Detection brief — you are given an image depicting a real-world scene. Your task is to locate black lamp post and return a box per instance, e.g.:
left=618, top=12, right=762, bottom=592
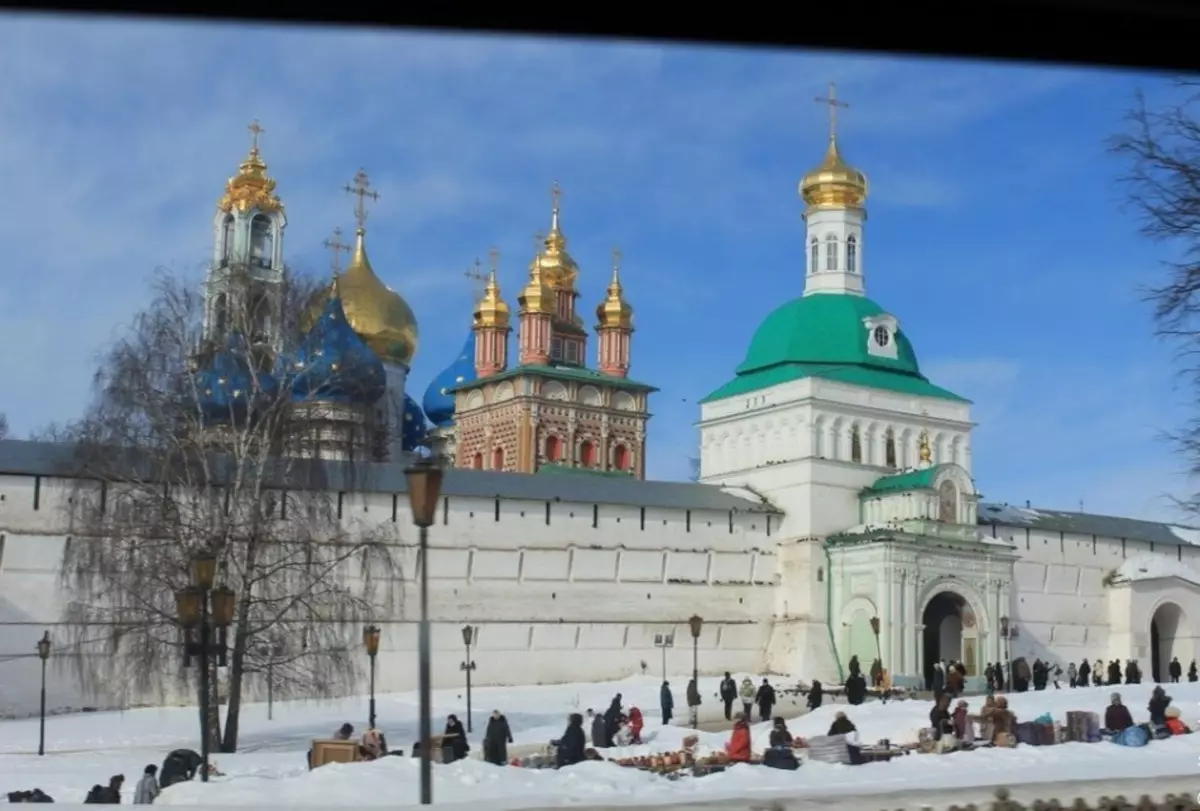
left=36, top=631, right=50, bottom=756
left=688, top=615, right=703, bottom=729
left=175, top=551, right=236, bottom=783
left=406, top=458, right=444, bottom=806
left=1000, top=616, right=1012, bottom=691
left=869, top=616, right=882, bottom=685
left=364, top=625, right=381, bottom=730
left=460, top=625, right=476, bottom=733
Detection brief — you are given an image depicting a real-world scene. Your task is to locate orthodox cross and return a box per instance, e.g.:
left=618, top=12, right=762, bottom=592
left=248, top=119, right=265, bottom=152
left=814, top=82, right=849, bottom=141
left=344, top=169, right=380, bottom=230
left=464, top=257, right=488, bottom=299
left=612, top=246, right=623, bottom=271
left=550, top=180, right=562, bottom=212
left=323, top=227, right=351, bottom=274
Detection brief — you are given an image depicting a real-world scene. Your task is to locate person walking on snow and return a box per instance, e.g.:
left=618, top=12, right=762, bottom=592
left=719, top=672, right=737, bottom=721
left=739, top=677, right=755, bottom=719
left=1169, top=657, right=1183, bottom=683
left=660, top=681, right=674, bottom=726
left=588, top=709, right=605, bottom=747
left=755, top=678, right=776, bottom=722
left=685, top=679, right=701, bottom=727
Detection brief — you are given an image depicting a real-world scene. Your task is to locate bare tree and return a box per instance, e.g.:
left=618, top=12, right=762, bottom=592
left=55, top=263, right=403, bottom=752
left=1111, top=81, right=1200, bottom=478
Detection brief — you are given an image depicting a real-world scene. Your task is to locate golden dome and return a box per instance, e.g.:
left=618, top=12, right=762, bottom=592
left=534, top=182, right=580, bottom=290
left=518, top=253, right=554, bottom=316
left=596, top=249, right=634, bottom=330
left=799, top=137, right=869, bottom=210
left=218, top=121, right=283, bottom=215
left=474, top=266, right=511, bottom=330
left=308, top=228, right=419, bottom=368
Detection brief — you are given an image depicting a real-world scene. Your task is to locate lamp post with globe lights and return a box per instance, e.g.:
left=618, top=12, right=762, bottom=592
left=869, top=616, right=883, bottom=687
left=406, top=458, right=444, bottom=806
left=36, top=631, right=51, bottom=756
left=461, top=626, right=477, bottom=733
left=175, top=551, right=236, bottom=783
left=364, top=625, right=381, bottom=730
left=688, top=615, right=703, bottom=729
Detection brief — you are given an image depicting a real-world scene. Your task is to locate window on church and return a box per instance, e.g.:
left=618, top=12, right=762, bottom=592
left=579, top=440, right=596, bottom=468
left=492, top=447, right=505, bottom=471
left=545, top=435, right=562, bottom=462
left=885, top=429, right=897, bottom=469
left=221, top=215, right=235, bottom=261
left=248, top=288, right=270, bottom=343
left=850, top=426, right=862, bottom=463
left=938, top=480, right=957, bottom=523
left=250, top=215, right=273, bottom=266
left=565, top=341, right=579, bottom=364
left=825, top=234, right=839, bottom=271
left=472, top=453, right=483, bottom=470
left=810, top=238, right=819, bottom=272
left=846, top=235, right=858, bottom=273
left=614, top=444, right=631, bottom=471
left=213, top=294, right=228, bottom=335
left=551, top=338, right=563, bottom=362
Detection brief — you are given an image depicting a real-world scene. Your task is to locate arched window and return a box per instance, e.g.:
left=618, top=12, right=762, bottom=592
left=809, top=237, right=819, bottom=273
left=885, top=428, right=897, bottom=469
left=850, top=426, right=862, bottom=463
left=250, top=215, right=273, bottom=265
left=579, top=440, right=596, bottom=468
left=613, top=444, right=631, bottom=471
left=846, top=235, right=858, bottom=273
left=492, top=447, right=505, bottom=471
left=221, top=215, right=235, bottom=260
left=472, top=453, right=483, bottom=470
left=938, top=480, right=958, bottom=523
left=544, top=435, right=562, bottom=462
left=825, top=234, right=839, bottom=271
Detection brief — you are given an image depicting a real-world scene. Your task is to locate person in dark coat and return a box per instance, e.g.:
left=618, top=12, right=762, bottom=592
left=1190, top=660, right=1198, bottom=682
left=159, top=749, right=203, bottom=789
left=845, top=671, right=867, bottom=706
left=848, top=656, right=861, bottom=679
left=929, top=694, right=953, bottom=741
left=755, top=678, right=776, bottom=722
left=1169, top=658, right=1183, bottom=684
left=806, top=680, right=824, bottom=711
left=660, top=681, right=674, bottom=725
left=443, top=715, right=470, bottom=762
left=685, top=679, right=701, bottom=727
left=1107, top=660, right=1122, bottom=685
left=1148, top=686, right=1171, bottom=727
left=483, top=710, right=513, bottom=765
left=1077, top=659, right=1091, bottom=688
left=1103, top=692, right=1134, bottom=733
left=719, top=672, right=737, bottom=721
left=603, top=695, right=623, bottom=747
left=553, top=713, right=586, bottom=768
left=587, top=709, right=605, bottom=747
left=99, top=775, right=124, bottom=804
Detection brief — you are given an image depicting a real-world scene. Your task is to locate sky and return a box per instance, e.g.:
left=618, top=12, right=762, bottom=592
left=0, top=14, right=1192, bottom=522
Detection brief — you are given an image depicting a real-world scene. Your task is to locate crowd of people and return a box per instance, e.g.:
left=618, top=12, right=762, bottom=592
left=979, top=656, right=1197, bottom=692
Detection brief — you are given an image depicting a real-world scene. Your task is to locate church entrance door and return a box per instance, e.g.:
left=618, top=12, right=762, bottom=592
left=922, top=591, right=973, bottom=689
left=1150, top=601, right=1190, bottom=683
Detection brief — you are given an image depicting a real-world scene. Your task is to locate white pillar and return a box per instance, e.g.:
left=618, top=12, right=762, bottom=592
left=915, top=623, right=925, bottom=683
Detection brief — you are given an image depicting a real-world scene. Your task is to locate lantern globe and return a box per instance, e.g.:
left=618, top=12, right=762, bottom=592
left=688, top=615, right=704, bottom=640
left=461, top=625, right=474, bottom=647
left=211, top=586, right=237, bottom=628
left=176, top=588, right=202, bottom=628
left=405, top=460, right=444, bottom=528
left=364, top=625, right=382, bottom=656
left=191, top=552, right=218, bottom=591
left=1000, top=616, right=1010, bottom=636
left=36, top=631, right=51, bottom=660
left=869, top=616, right=881, bottom=636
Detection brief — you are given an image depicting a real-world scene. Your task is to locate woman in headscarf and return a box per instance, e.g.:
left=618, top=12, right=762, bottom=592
left=443, top=714, right=470, bottom=762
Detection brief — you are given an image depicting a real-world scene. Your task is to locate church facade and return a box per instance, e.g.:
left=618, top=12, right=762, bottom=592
left=1, top=104, right=1200, bottom=712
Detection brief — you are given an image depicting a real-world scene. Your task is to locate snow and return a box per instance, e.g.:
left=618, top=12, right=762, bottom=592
left=978, top=504, right=1044, bottom=525
left=1114, top=555, right=1200, bottom=586
left=3, top=676, right=1200, bottom=807
left=1169, top=525, right=1200, bottom=547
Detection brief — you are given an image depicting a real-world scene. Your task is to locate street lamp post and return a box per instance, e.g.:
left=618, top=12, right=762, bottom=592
left=688, top=615, right=703, bottom=729
left=406, top=458, right=444, bottom=807
left=1000, top=616, right=1012, bottom=691
left=260, top=640, right=283, bottom=722
left=869, top=615, right=882, bottom=683
left=36, top=631, right=51, bottom=756
left=653, top=632, right=674, bottom=683
left=364, top=625, right=381, bottom=730
left=175, top=552, right=236, bottom=783
left=460, top=626, right=476, bottom=733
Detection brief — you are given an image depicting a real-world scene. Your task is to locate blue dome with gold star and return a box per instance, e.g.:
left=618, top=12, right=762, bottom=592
left=195, top=331, right=279, bottom=422
left=422, top=331, right=476, bottom=428
left=290, top=291, right=387, bottom=404
left=401, top=393, right=429, bottom=451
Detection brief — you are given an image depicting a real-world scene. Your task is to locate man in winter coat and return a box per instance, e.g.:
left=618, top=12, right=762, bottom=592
left=1078, top=659, right=1091, bottom=687
left=845, top=670, right=867, bottom=705
left=99, top=775, right=124, bottom=804
left=755, top=678, right=776, bottom=722
left=1067, top=662, right=1077, bottom=687
left=603, top=695, right=624, bottom=747
left=685, top=679, right=701, bottom=727
left=738, top=677, right=755, bottom=719
left=1170, top=657, right=1183, bottom=683
left=1189, top=660, right=1198, bottom=682
left=133, top=765, right=159, bottom=805
left=719, top=672, right=737, bottom=720
left=553, top=714, right=586, bottom=768
left=483, top=710, right=513, bottom=765
left=660, top=681, right=674, bottom=725
left=588, top=709, right=605, bottom=747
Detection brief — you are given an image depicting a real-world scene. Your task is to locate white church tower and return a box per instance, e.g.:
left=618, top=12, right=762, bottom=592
left=204, top=120, right=287, bottom=352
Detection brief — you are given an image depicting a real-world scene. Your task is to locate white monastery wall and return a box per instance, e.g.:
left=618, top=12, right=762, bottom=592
left=0, top=471, right=778, bottom=709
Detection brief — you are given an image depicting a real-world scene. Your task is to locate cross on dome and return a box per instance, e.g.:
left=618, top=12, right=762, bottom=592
left=248, top=119, right=265, bottom=153
left=344, top=169, right=380, bottom=230
left=323, top=227, right=350, bottom=275
left=814, top=81, right=850, bottom=143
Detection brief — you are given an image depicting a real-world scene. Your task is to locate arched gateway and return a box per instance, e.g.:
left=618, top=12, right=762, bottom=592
left=922, top=588, right=982, bottom=688
left=1150, top=601, right=1192, bottom=683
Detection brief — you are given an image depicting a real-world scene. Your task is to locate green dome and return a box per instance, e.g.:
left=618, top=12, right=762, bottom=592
left=736, top=294, right=921, bottom=375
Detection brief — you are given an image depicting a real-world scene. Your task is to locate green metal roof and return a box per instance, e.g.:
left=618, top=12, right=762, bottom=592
left=449, top=363, right=657, bottom=394
left=700, top=294, right=966, bottom=404
left=536, top=463, right=635, bottom=479
left=861, top=466, right=941, bottom=496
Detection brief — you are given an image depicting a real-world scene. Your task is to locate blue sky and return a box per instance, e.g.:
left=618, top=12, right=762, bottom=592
left=0, top=15, right=1191, bottom=521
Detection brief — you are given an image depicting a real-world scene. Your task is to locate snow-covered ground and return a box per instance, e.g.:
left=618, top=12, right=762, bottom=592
left=2, top=674, right=1199, bottom=806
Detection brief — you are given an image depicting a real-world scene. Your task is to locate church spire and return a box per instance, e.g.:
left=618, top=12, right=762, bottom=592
left=799, top=83, right=869, bottom=298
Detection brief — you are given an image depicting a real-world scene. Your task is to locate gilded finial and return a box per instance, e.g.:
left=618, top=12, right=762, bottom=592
left=800, top=82, right=868, bottom=210
left=248, top=119, right=265, bottom=154
left=323, top=227, right=351, bottom=276
left=217, top=120, right=282, bottom=214
left=475, top=248, right=511, bottom=329
left=596, top=246, right=633, bottom=330
left=544, top=181, right=567, bottom=254
left=611, top=247, right=623, bottom=281
left=815, top=81, right=849, bottom=144
left=344, top=169, right=380, bottom=231
left=918, top=428, right=932, bottom=465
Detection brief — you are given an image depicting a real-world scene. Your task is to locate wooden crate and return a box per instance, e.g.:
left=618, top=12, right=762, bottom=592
left=310, top=739, right=361, bottom=769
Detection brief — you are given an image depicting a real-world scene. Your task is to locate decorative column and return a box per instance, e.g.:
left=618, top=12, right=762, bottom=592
left=915, top=624, right=925, bottom=685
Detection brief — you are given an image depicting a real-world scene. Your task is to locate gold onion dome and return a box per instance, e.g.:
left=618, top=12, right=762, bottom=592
left=310, top=228, right=419, bottom=368
left=596, top=251, right=633, bottom=329
left=217, top=130, right=283, bottom=214
left=474, top=267, right=511, bottom=329
left=534, top=183, right=580, bottom=290
left=518, top=253, right=554, bottom=316
left=799, top=137, right=869, bottom=210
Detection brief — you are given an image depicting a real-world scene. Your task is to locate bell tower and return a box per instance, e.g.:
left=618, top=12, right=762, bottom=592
left=204, top=120, right=287, bottom=352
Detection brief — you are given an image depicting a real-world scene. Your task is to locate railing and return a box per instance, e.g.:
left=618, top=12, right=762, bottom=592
left=880, top=787, right=1200, bottom=811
